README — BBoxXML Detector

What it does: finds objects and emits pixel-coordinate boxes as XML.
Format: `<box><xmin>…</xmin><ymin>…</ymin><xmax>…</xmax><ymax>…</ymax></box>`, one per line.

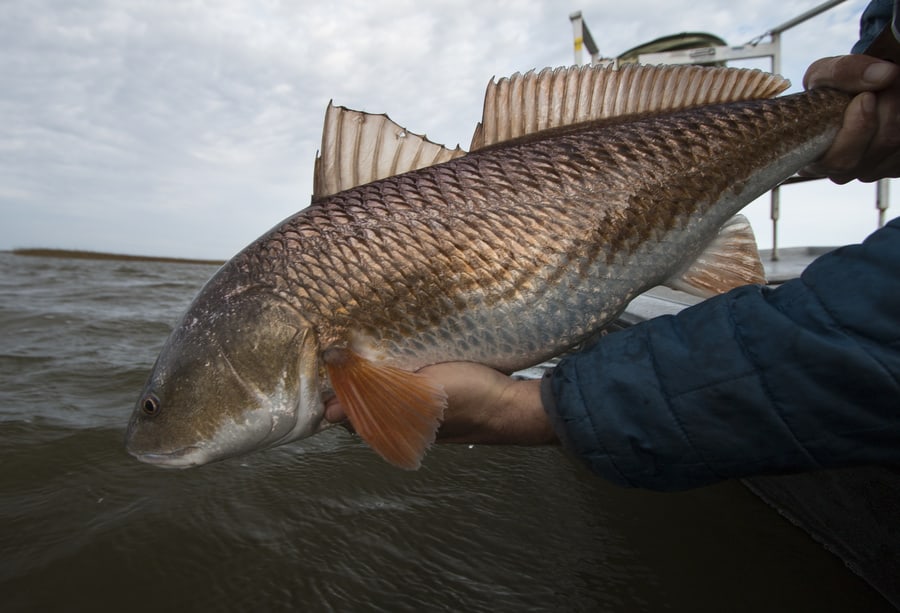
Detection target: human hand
<box><xmin>801</xmin><ymin>54</ymin><xmax>900</xmax><ymax>183</ymax></box>
<box><xmin>324</xmin><ymin>361</ymin><xmax>558</xmax><ymax>445</ymax></box>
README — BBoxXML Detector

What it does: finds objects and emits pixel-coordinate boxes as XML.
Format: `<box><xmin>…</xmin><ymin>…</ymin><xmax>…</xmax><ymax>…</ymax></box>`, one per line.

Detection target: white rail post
<box><xmin>877</xmin><ymin>179</ymin><xmax>890</xmax><ymax>228</ymax></box>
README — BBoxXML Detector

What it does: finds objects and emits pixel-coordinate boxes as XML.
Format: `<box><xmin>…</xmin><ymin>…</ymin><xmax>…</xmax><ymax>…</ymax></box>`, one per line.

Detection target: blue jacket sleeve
<box><xmin>543</xmin><ymin>218</ymin><xmax>900</xmax><ymax>490</ymax></box>
<box><xmin>851</xmin><ymin>0</ymin><xmax>893</xmax><ymax>53</ymax></box>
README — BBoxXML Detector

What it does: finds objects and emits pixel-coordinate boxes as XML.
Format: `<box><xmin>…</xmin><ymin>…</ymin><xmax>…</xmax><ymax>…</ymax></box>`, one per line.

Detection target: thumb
<box><xmin>803</xmin><ymin>54</ymin><xmax>899</xmax><ymax>92</ymax></box>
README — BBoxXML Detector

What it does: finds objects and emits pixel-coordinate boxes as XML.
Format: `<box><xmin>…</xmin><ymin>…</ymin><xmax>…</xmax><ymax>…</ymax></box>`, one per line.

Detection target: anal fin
<box><xmin>324</xmin><ymin>347</ymin><xmax>446</xmax><ymax>470</ymax></box>
<box><xmin>666</xmin><ymin>214</ymin><xmax>767</xmax><ymax>298</ymax></box>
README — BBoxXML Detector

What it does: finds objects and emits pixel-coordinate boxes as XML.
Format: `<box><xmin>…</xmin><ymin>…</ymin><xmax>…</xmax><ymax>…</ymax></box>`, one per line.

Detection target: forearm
<box><xmin>417</xmin><ymin>363</ymin><xmax>557</xmax><ymax>445</ymax></box>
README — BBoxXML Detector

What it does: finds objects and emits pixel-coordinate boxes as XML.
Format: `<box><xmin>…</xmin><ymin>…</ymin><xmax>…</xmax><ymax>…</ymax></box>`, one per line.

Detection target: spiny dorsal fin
<box><xmin>470</xmin><ymin>64</ymin><xmax>791</xmax><ymax>150</ymax></box>
<box><xmin>666</xmin><ymin>214</ymin><xmax>767</xmax><ymax>298</ymax></box>
<box><xmin>313</xmin><ymin>102</ymin><xmax>466</xmax><ymax>198</ymax></box>
<box><xmin>323</xmin><ymin>347</ymin><xmax>446</xmax><ymax>470</ymax></box>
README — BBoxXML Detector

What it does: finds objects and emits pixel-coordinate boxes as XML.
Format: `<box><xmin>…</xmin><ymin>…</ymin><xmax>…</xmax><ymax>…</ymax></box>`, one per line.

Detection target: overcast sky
<box><xmin>0</xmin><ymin>0</ymin><xmax>881</xmax><ymax>260</ymax></box>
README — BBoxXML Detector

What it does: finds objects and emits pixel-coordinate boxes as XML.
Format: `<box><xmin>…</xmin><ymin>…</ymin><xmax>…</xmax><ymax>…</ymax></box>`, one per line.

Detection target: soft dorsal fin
<box><xmin>323</xmin><ymin>347</ymin><xmax>446</xmax><ymax>470</ymax></box>
<box><xmin>313</xmin><ymin>102</ymin><xmax>466</xmax><ymax>198</ymax></box>
<box><xmin>470</xmin><ymin>64</ymin><xmax>791</xmax><ymax>150</ymax></box>
<box><xmin>666</xmin><ymin>214</ymin><xmax>767</xmax><ymax>298</ymax></box>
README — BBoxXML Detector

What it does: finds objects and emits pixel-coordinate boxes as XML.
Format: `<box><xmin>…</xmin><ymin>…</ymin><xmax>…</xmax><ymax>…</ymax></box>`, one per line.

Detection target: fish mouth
<box><xmin>128</xmin><ymin>446</ymin><xmax>205</xmax><ymax>469</ymax></box>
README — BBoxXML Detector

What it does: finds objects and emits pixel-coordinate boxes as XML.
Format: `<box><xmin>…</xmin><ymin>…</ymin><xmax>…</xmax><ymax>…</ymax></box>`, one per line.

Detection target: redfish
<box><xmin>126</xmin><ymin>63</ymin><xmax>849</xmax><ymax>469</ymax></box>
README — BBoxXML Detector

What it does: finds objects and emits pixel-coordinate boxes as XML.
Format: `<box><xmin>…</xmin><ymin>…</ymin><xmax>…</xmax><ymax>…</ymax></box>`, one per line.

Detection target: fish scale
<box><xmin>127</xmin><ymin>65</ymin><xmax>852</xmax><ymax>470</ymax></box>
<box><xmin>229</xmin><ymin>88</ymin><xmax>845</xmax><ymax>372</ymax></box>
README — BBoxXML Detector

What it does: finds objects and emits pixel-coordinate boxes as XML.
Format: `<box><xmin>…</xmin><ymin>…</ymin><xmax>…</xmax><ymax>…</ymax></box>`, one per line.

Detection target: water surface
<box><xmin>0</xmin><ymin>251</ymin><xmax>892</xmax><ymax>612</ymax></box>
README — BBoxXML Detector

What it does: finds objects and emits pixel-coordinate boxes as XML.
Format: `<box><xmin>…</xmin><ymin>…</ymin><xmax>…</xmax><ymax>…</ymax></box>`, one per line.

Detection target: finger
<box><xmin>831</xmin><ymin>83</ymin><xmax>900</xmax><ymax>182</ymax></box>
<box><xmin>324</xmin><ymin>395</ymin><xmax>346</xmax><ymax>423</ymax></box>
<box><xmin>865</xmin><ymin>83</ymin><xmax>900</xmax><ymax>165</ymax></box>
<box><xmin>800</xmin><ymin>92</ymin><xmax>878</xmax><ymax>182</ymax></box>
<box><xmin>803</xmin><ymin>55</ymin><xmax>900</xmax><ymax>92</ymax></box>
<box><xmin>855</xmin><ymin>149</ymin><xmax>900</xmax><ymax>182</ymax></box>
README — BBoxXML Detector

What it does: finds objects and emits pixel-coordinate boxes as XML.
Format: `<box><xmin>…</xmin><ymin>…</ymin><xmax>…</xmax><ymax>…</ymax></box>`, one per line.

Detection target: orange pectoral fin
<box><xmin>323</xmin><ymin>347</ymin><xmax>447</xmax><ymax>470</ymax></box>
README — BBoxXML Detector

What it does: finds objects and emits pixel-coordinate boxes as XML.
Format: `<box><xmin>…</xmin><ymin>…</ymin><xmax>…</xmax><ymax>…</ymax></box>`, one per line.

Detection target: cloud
<box><xmin>0</xmin><ymin>0</ymin><xmax>881</xmax><ymax>259</ymax></box>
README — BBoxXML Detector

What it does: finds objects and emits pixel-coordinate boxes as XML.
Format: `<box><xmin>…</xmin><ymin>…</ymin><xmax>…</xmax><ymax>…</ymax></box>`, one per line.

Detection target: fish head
<box><xmin>125</xmin><ymin>291</ymin><xmax>325</xmax><ymax>468</ymax></box>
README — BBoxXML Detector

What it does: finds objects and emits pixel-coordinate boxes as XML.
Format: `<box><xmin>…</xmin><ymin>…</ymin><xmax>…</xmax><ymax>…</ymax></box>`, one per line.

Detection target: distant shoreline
<box><xmin>8</xmin><ymin>248</ymin><xmax>224</xmax><ymax>266</ymax></box>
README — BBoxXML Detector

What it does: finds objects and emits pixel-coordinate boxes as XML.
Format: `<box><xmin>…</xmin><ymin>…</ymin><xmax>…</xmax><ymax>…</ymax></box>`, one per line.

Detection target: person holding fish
<box><xmin>324</xmin><ymin>0</ymin><xmax>900</xmax><ymax>491</ymax></box>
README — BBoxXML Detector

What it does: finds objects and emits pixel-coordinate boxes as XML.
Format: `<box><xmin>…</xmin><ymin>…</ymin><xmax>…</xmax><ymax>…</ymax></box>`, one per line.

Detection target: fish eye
<box><xmin>141</xmin><ymin>394</ymin><xmax>161</xmax><ymax>417</ymax></box>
